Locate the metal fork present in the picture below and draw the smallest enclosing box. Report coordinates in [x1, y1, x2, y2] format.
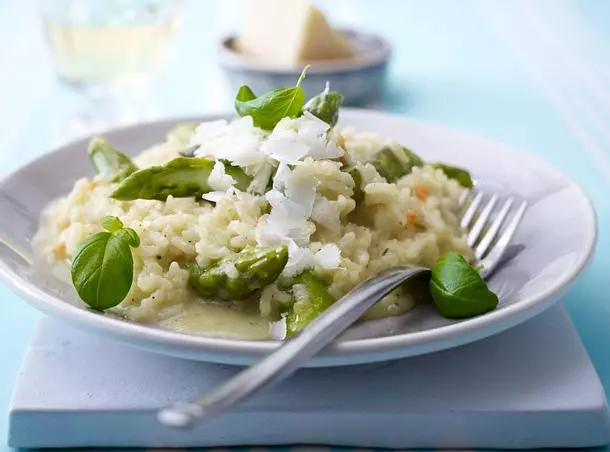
[157, 191, 528, 429]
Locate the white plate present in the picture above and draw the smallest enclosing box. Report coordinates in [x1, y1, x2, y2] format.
[0, 109, 596, 367]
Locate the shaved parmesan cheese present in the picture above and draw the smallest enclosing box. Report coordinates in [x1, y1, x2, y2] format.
[192, 116, 268, 174]
[311, 195, 341, 233]
[190, 111, 346, 275]
[283, 241, 312, 275]
[298, 112, 343, 160]
[314, 243, 341, 269]
[248, 161, 275, 194]
[201, 191, 227, 203]
[208, 161, 236, 191]
[263, 191, 314, 245]
[261, 113, 343, 164]
[281, 241, 341, 277]
[219, 262, 239, 279]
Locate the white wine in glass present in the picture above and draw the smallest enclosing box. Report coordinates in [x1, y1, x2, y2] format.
[39, 0, 183, 141]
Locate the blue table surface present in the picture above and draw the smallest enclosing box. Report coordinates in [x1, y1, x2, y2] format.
[2, 0, 610, 450]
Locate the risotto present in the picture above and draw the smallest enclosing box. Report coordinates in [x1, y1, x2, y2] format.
[33, 73, 492, 339]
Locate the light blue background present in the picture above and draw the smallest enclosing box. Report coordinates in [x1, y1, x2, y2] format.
[2, 0, 610, 450]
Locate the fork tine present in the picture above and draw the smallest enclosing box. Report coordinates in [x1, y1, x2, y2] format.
[475, 197, 514, 259]
[478, 200, 528, 279]
[458, 189, 471, 208]
[460, 192, 483, 229]
[467, 193, 498, 247]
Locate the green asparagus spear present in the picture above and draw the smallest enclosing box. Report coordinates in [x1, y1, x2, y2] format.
[372, 146, 425, 182]
[372, 147, 407, 182]
[286, 271, 335, 336]
[111, 157, 252, 201]
[187, 245, 289, 301]
[402, 146, 425, 168]
[303, 88, 344, 127]
[87, 137, 137, 183]
[348, 167, 365, 204]
[430, 163, 474, 188]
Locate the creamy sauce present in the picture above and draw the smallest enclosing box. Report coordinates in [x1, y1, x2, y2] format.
[159, 301, 273, 340]
[44, 257, 273, 339]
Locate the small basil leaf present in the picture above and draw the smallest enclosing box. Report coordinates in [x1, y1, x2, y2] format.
[430, 252, 498, 318]
[71, 233, 133, 310]
[431, 163, 474, 188]
[235, 86, 305, 130]
[116, 227, 141, 248]
[71, 217, 140, 310]
[87, 137, 137, 183]
[100, 215, 124, 232]
[236, 85, 257, 103]
[234, 66, 309, 130]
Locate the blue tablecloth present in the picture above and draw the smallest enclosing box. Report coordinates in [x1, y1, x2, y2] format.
[2, 0, 610, 450]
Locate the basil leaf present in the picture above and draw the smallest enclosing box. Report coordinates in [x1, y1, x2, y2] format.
[430, 252, 498, 318]
[431, 163, 474, 188]
[236, 85, 257, 103]
[235, 87, 305, 130]
[100, 215, 123, 232]
[71, 216, 140, 310]
[234, 66, 309, 130]
[116, 227, 140, 247]
[87, 137, 137, 183]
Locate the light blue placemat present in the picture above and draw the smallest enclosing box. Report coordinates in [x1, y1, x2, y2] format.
[2, 0, 610, 450]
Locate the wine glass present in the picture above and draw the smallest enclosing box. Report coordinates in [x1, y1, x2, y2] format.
[38, 0, 183, 145]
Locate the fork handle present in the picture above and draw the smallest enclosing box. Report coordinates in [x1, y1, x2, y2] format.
[157, 266, 430, 429]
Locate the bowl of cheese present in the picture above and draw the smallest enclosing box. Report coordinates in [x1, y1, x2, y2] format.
[218, 0, 391, 106]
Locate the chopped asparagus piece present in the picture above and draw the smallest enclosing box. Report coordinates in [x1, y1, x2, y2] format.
[371, 145, 473, 188]
[187, 245, 289, 301]
[372, 146, 425, 182]
[348, 167, 364, 204]
[303, 88, 343, 126]
[402, 146, 425, 168]
[286, 271, 335, 336]
[111, 157, 251, 201]
[87, 137, 137, 183]
[430, 163, 474, 188]
[371, 147, 405, 182]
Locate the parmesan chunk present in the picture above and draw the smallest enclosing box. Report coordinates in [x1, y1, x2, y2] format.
[235, 0, 355, 66]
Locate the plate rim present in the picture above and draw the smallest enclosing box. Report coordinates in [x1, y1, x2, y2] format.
[0, 108, 597, 364]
